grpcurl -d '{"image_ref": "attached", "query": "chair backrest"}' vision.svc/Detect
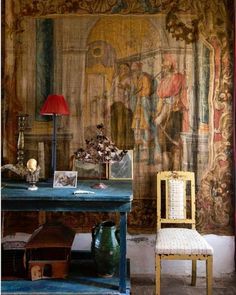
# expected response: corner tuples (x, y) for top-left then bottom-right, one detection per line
(157, 171), (196, 230)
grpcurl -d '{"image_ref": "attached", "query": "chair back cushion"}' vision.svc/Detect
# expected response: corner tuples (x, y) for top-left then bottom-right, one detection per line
(168, 179), (185, 219)
(157, 171), (195, 229)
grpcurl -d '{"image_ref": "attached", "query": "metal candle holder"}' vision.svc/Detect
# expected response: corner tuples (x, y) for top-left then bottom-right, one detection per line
(16, 114), (29, 167)
(1, 114), (29, 178)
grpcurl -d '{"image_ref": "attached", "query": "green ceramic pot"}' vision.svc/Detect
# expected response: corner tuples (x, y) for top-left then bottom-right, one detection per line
(91, 220), (120, 277)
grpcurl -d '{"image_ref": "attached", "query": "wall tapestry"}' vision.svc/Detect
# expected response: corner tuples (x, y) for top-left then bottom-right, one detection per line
(2, 0), (234, 235)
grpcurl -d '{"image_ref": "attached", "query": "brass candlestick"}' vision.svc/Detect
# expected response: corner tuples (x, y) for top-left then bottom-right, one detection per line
(16, 114), (29, 167)
(1, 114), (29, 178)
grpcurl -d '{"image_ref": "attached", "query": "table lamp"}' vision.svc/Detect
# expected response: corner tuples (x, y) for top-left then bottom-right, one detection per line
(40, 94), (69, 177)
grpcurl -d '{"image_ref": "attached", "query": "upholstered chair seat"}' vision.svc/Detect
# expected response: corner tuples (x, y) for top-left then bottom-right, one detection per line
(156, 228), (213, 255)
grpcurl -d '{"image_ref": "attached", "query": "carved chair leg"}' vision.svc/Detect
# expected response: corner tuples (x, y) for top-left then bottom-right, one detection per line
(155, 255), (161, 295)
(191, 260), (197, 286)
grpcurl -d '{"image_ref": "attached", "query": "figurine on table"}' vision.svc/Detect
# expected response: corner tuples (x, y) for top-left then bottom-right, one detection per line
(26, 159), (40, 191)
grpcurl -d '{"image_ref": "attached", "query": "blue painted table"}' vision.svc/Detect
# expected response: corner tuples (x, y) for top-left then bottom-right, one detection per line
(1, 180), (133, 294)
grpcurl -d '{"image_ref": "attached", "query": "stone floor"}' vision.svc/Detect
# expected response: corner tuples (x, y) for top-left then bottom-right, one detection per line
(131, 273), (236, 295)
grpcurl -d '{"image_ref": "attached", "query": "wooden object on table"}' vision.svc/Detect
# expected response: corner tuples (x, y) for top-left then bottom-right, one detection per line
(30, 260), (69, 280)
(25, 222), (75, 280)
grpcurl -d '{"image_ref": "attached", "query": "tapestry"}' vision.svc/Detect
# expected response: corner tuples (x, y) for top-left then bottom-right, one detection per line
(2, 0), (234, 235)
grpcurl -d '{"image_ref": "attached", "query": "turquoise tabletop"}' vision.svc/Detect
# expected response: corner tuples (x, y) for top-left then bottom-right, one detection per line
(1, 180), (133, 212)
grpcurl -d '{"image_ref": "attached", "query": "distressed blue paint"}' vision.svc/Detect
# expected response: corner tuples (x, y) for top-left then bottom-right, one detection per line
(2, 199), (132, 212)
(2, 180), (132, 202)
(2, 180), (133, 211)
(1, 180), (132, 294)
(1, 260), (131, 294)
(119, 212), (127, 293)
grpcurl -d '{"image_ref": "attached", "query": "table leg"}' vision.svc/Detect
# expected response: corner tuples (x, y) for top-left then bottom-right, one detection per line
(119, 212), (127, 293)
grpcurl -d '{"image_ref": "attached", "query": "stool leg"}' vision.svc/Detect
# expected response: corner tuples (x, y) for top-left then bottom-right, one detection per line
(191, 260), (197, 286)
(156, 255), (161, 295)
(206, 255), (213, 295)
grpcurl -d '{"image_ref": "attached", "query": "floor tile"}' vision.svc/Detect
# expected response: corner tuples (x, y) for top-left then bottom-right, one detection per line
(131, 273), (236, 295)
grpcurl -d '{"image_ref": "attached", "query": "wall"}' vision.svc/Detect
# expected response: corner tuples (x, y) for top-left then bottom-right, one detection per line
(5, 232), (233, 277)
(73, 233), (235, 277)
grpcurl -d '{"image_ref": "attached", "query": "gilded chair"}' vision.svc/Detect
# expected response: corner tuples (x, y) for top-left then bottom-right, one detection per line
(155, 171), (213, 295)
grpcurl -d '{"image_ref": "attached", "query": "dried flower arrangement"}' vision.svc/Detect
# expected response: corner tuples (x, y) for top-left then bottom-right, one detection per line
(74, 123), (127, 188)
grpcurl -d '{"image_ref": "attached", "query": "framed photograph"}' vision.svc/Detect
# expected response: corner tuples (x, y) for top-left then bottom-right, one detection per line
(72, 160), (108, 180)
(53, 171), (78, 188)
(109, 150), (133, 180)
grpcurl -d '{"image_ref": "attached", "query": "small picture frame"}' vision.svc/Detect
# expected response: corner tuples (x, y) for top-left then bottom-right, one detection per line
(53, 171), (78, 188)
(109, 150), (133, 180)
(72, 160), (108, 180)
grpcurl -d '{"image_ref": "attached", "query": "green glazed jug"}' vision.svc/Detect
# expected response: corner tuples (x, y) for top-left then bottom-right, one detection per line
(91, 220), (120, 277)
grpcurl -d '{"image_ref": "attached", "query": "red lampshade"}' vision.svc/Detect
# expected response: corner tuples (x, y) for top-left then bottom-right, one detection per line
(40, 94), (69, 115)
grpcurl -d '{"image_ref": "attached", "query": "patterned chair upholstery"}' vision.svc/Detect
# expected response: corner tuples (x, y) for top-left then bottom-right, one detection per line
(155, 171), (213, 295)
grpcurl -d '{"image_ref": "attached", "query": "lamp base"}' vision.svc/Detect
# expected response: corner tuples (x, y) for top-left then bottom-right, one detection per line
(90, 182), (108, 189)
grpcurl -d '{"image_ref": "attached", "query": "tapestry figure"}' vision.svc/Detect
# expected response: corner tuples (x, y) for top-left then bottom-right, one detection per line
(110, 63), (134, 149)
(131, 61), (154, 147)
(154, 54), (189, 170)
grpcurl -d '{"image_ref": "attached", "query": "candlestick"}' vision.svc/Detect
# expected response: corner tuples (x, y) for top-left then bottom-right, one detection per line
(16, 114), (29, 166)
